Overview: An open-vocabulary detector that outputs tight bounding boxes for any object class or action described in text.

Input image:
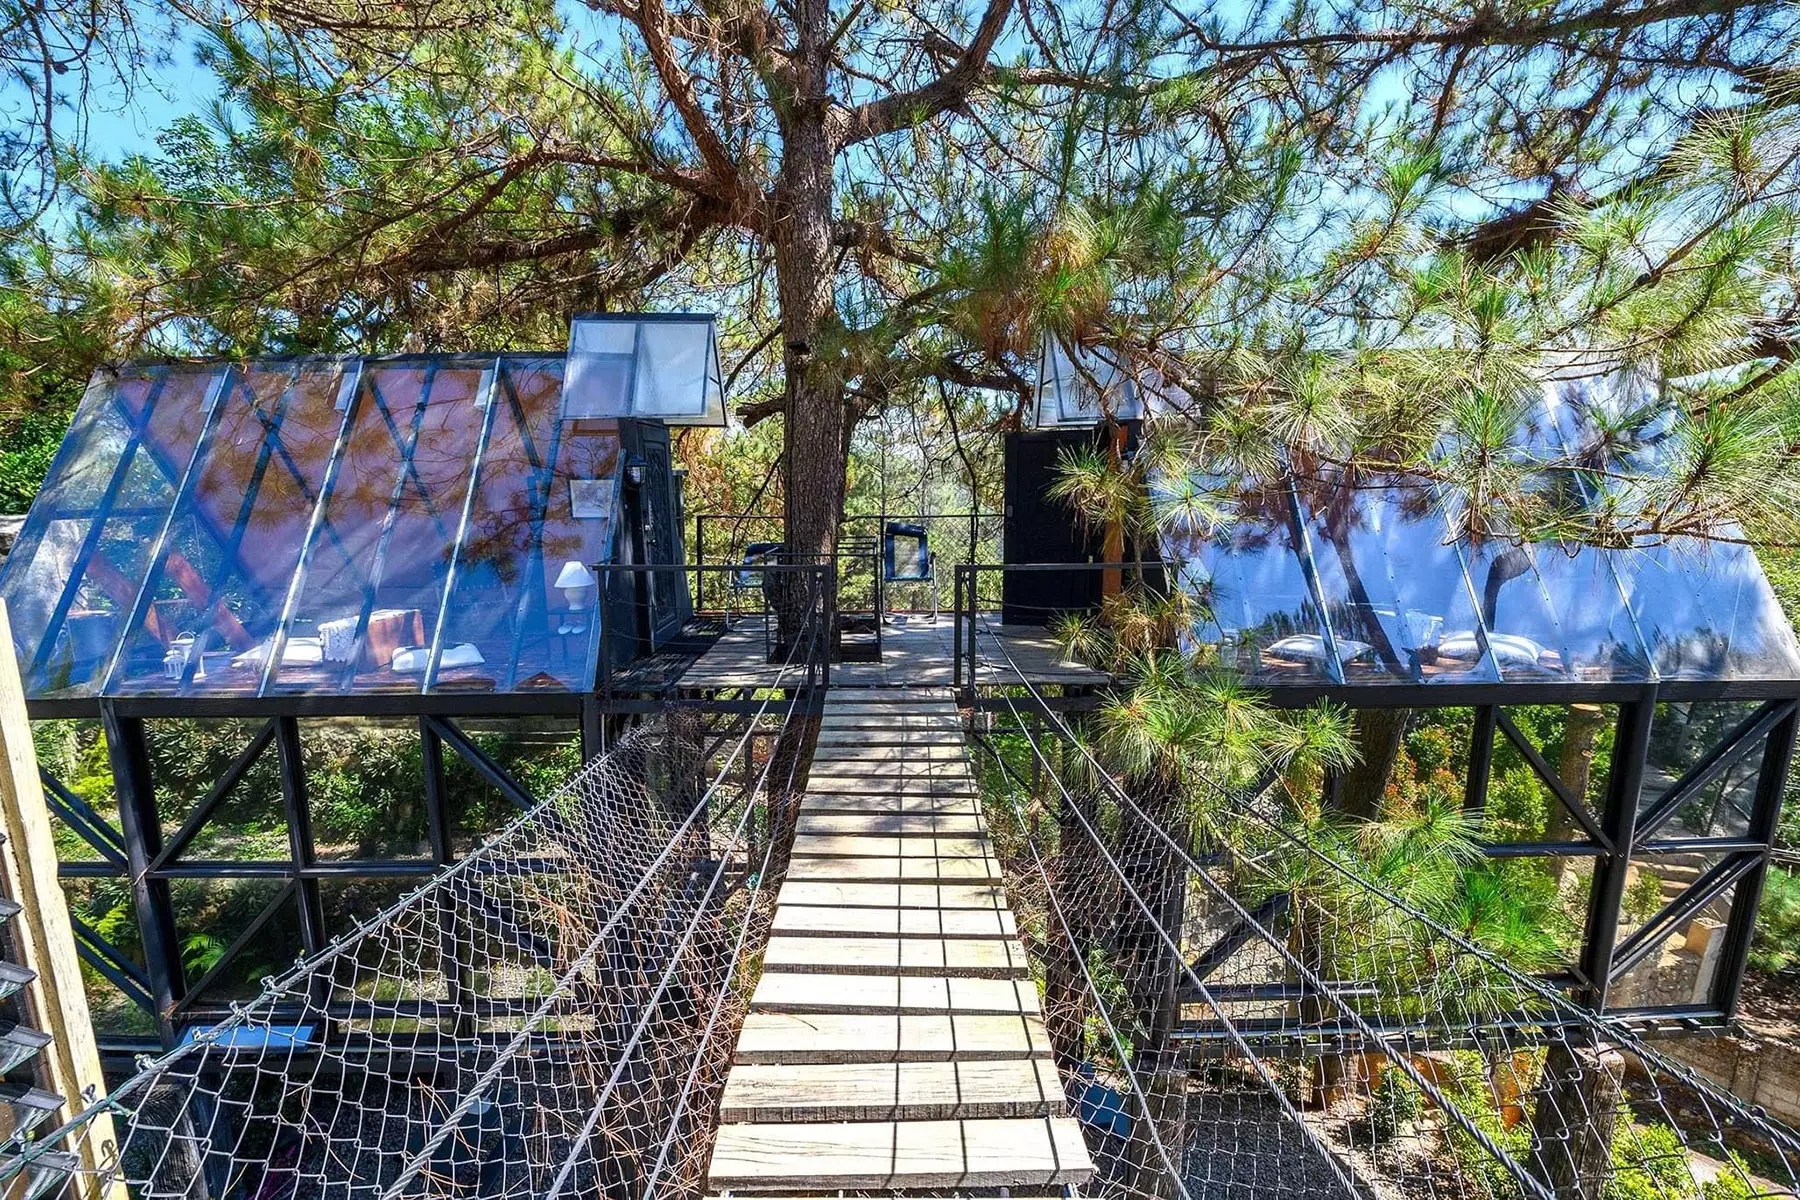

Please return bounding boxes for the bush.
[1623,869,1667,926]
[1366,1067,1421,1144]
[0,408,70,513]
[1486,766,1549,842]
[1605,1118,1697,1200]
[1750,866,1800,974]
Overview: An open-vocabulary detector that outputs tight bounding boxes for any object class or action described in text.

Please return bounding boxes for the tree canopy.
[5,0,1800,548]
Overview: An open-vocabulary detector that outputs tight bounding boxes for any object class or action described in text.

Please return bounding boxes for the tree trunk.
[1337,707,1410,821]
[1527,1040,1624,1200]
[772,7,851,644]
[1548,704,1606,882]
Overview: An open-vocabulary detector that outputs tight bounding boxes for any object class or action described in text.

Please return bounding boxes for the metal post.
[420,717,473,1037]
[580,695,604,761]
[1579,690,1655,1011]
[1466,705,1497,817]
[274,717,327,1010]
[1714,706,1799,1018]
[102,703,185,1045]
[953,566,965,692]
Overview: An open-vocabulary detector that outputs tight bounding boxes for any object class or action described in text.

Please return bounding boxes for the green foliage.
[1750,866,1800,974]
[1439,1051,1533,1200]
[1486,767,1550,842]
[1605,1118,1698,1200]
[1366,1067,1422,1145]
[0,406,70,512]
[1698,1152,1760,1200]
[1624,869,1668,927]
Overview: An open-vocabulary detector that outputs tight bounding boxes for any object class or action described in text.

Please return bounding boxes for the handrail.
[589,560,833,701]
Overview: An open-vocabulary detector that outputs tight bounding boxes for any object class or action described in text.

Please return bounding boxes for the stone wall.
[1642,1029,1800,1146]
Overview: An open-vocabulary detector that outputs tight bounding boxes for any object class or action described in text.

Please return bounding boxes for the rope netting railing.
[969,617,1800,1200]
[3,630,819,1200]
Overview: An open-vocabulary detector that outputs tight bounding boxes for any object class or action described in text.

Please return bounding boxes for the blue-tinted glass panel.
[264,362,490,694]
[528,417,622,691]
[1034,337,1139,428]
[1461,536,1651,683]
[1296,472,1499,684]
[103,364,353,696]
[431,360,616,694]
[1612,537,1800,681]
[1,365,220,697]
[1159,483,1335,683]
[563,316,725,426]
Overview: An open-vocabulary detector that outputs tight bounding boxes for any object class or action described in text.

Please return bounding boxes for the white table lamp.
[556,561,598,633]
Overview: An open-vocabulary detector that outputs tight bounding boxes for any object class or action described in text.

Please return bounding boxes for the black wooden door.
[1001,429,1106,623]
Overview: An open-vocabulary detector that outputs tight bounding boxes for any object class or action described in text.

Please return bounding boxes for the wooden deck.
[704,689,1094,1194]
[676,614,1108,690]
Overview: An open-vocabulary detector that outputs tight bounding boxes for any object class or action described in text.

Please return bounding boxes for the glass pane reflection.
[1295,472,1499,684]
[1161,483,1336,683]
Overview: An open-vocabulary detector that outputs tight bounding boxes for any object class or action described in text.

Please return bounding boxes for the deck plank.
[718,1059,1062,1122]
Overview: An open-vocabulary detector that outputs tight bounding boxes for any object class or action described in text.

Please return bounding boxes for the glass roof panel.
[432,359,620,694]
[103,363,353,697]
[0,364,222,698]
[1611,537,1800,681]
[3,351,685,702]
[261,361,492,695]
[1463,537,1653,683]
[1294,471,1501,685]
[563,314,725,425]
[1157,479,1336,683]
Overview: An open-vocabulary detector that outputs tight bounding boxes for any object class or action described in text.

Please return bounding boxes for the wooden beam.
[0,601,123,1196]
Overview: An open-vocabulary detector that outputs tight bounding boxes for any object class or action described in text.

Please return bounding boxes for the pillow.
[391,643,487,673]
[1265,634,1373,664]
[230,637,324,670]
[1440,631,1548,667]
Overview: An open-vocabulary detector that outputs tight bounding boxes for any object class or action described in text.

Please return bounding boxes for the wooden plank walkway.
[705,689,1094,1194]
[677,615,1109,690]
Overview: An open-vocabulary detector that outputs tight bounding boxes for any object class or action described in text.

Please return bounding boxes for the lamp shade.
[555,560,598,589]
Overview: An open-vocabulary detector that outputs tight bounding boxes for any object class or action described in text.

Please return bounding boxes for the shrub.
[1750,865,1800,974]
[0,408,71,513]
[1624,869,1667,926]
[1606,1118,1697,1200]
[1366,1067,1421,1144]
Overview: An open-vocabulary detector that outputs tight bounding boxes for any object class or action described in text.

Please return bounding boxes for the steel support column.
[274,716,327,1009]
[1714,705,1799,1018]
[102,702,185,1044]
[1579,691,1655,1011]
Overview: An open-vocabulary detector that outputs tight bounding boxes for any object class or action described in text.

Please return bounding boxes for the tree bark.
[1337,707,1410,820]
[773,0,851,640]
[1549,704,1606,881]
[1527,1040,1625,1200]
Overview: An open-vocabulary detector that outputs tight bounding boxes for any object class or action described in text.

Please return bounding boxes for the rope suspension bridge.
[3,615,1799,1200]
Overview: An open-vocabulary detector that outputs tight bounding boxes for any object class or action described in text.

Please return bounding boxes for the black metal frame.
[953,561,1800,1029]
[27,559,832,1062]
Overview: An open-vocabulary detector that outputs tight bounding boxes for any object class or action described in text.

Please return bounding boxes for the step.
[717,1059,1063,1122]
[811,744,968,762]
[820,689,952,703]
[790,834,994,860]
[785,856,1003,884]
[819,715,962,731]
[804,773,977,794]
[733,1012,1053,1064]
[798,793,981,817]
[774,881,1008,910]
[815,730,964,747]
[771,905,1018,939]
[796,813,983,837]
[762,935,1029,977]
[706,1117,1093,1189]
[750,972,1039,1015]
